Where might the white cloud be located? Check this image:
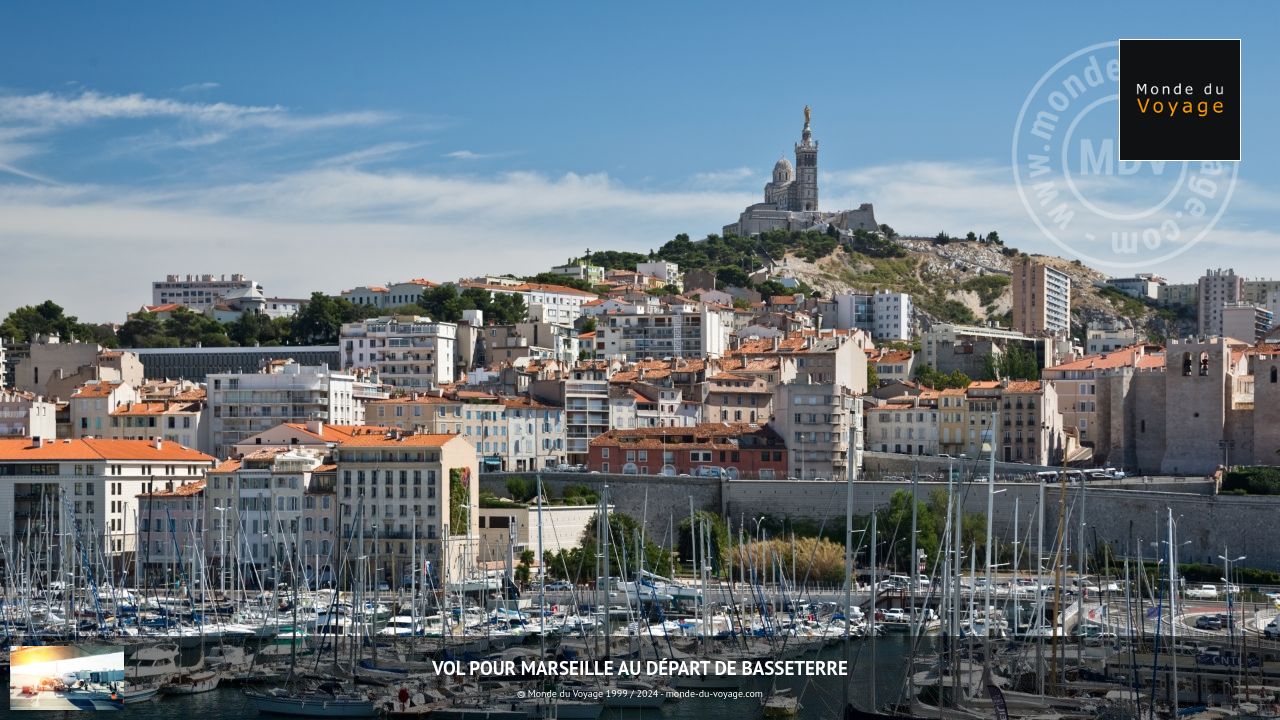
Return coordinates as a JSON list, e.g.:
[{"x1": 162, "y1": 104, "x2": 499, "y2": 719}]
[
  {"x1": 179, "y1": 82, "x2": 221, "y2": 92},
  {"x1": 688, "y1": 167, "x2": 758, "y2": 190},
  {"x1": 319, "y1": 142, "x2": 423, "y2": 168},
  {"x1": 0, "y1": 90, "x2": 393, "y2": 133}
]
